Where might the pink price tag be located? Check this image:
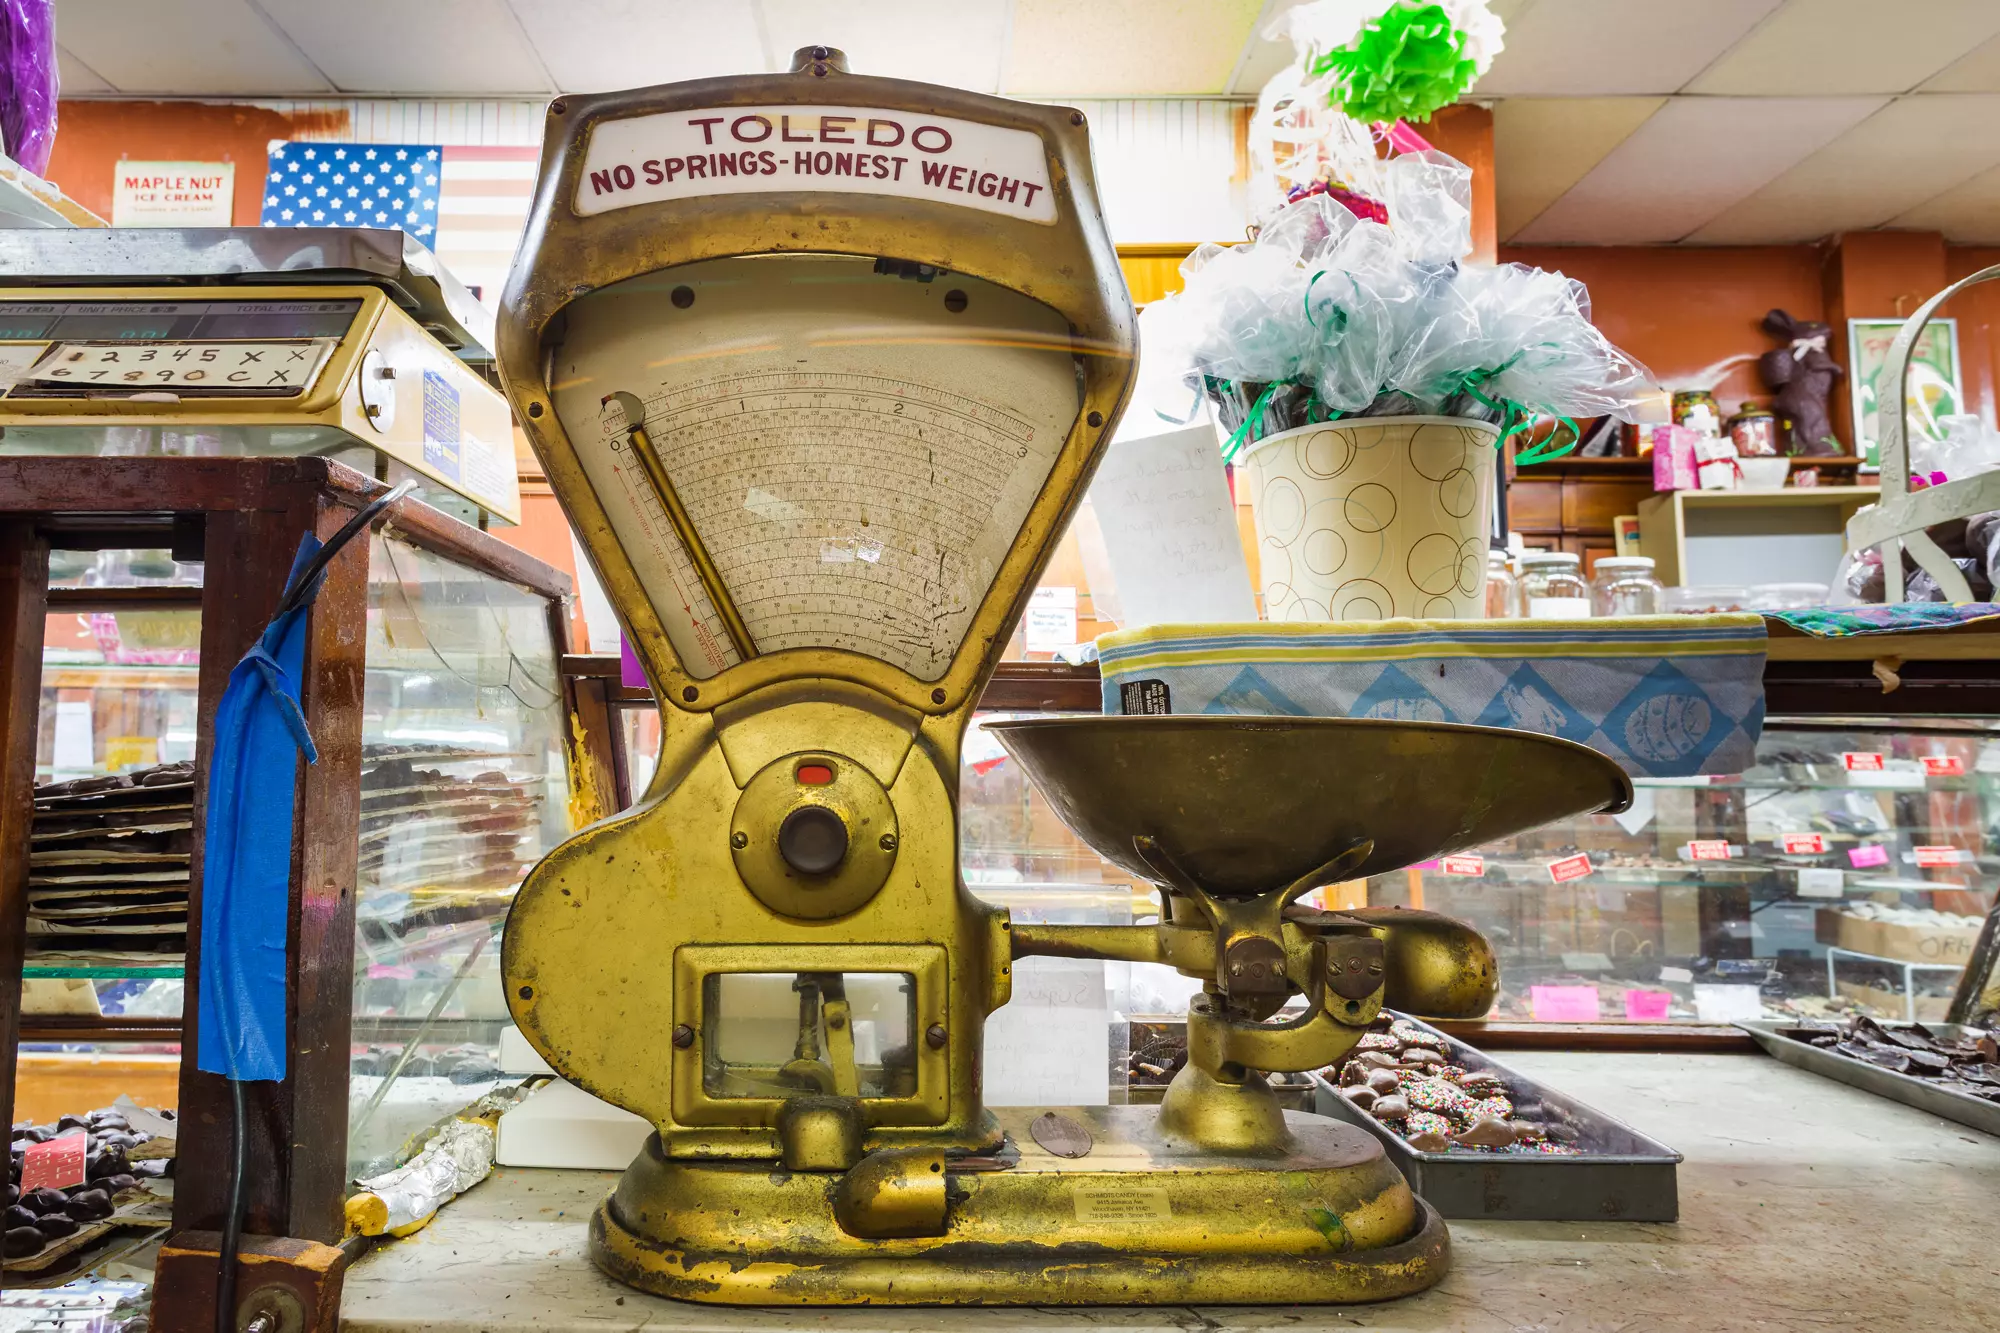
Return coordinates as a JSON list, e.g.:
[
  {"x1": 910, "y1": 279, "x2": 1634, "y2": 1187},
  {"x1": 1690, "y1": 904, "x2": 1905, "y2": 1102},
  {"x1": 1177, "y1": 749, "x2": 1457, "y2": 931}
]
[
  {"x1": 1922, "y1": 755, "x2": 1966, "y2": 777},
  {"x1": 1440, "y1": 854, "x2": 1484, "y2": 876},
  {"x1": 1848, "y1": 843, "x2": 1889, "y2": 869},
  {"x1": 1780, "y1": 832, "x2": 1826, "y2": 855},
  {"x1": 1842, "y1": 752, "x2": 1885, "y2": 772},
  {"x1": 1687, "y1": 840, "x2": 1731, "y2": 861},
  {"x1": 1529, "y1": 985, "x2": 1602, "y2": 1022},
  {"x1": 20, "y1": 1131, "x2": 88, "y2": 1191},
  {"x1": 1624, "y1": 989, "x2": 1673, "y2": 1021},
  {"x1": 1546, "y1": 853, "x2": 1592, "y2": 884},
  {"x1": 1914, "y1": 845, "x2": 1963, "y2": 868}
]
